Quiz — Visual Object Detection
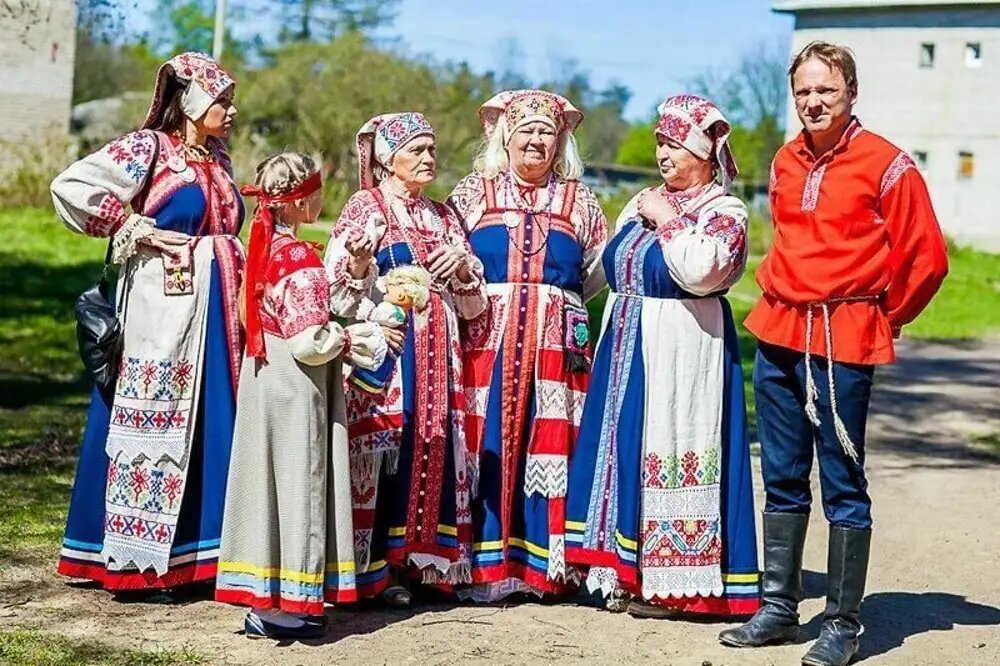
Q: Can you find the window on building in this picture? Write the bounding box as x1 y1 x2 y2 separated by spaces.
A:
913 151 928 170
966 42 983 67
920 42 936 68
958 151 975 179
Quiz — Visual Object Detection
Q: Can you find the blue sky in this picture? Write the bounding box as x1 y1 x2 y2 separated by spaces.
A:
119 0 792 120
380 1 792 119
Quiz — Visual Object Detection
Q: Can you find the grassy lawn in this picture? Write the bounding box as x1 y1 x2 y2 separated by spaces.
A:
1 205 998 566
0 630 204 666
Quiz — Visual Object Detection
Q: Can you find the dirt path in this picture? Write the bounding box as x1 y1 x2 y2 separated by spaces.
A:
3 340 999 665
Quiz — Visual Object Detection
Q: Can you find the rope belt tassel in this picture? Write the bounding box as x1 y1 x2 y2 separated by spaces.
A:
803 302 861 464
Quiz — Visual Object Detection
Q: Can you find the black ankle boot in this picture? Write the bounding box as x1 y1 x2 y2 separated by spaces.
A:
719 512 808 648
801 525 872 666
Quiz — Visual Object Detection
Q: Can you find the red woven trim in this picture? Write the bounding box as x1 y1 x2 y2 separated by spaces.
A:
649 594 761 617
214 589 325 616
470 562 573 595
355 574 390 601
324 587 359 605
213 236 245 394
564 548 640 587
559 179 578 219
483 176 498 211
385 541 462 567
57 558 217 591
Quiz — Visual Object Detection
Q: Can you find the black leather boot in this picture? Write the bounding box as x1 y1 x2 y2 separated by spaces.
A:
801 525 872 666
719 512 808 648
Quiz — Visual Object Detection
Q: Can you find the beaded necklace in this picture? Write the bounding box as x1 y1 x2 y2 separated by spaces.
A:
382 188 449 288
501 170 558 257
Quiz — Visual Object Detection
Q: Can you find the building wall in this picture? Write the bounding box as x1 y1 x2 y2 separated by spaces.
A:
785 7 1000 249
0 0 77 144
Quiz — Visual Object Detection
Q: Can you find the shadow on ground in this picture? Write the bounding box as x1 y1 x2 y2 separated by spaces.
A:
795 583 1000 663
869 339 1000 468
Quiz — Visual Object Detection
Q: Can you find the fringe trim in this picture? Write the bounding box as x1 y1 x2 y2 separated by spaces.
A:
111 214 155 264
350 449 401 481
585 565 620 599
804 303 861 464
102 535 170 577
410 555 472 585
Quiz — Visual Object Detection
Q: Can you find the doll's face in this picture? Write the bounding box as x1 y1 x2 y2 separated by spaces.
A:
385 284 414 309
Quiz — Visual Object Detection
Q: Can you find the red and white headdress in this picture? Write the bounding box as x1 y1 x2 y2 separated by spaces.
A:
655 94 739 189
478 89 584 143
141 52 235 130
355 112 435 189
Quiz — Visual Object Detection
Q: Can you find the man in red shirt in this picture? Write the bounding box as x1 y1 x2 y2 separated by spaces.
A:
719 42 948 666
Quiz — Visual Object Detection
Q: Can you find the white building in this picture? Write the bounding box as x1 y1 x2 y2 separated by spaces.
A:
0 0 76 145
774 0 1000 249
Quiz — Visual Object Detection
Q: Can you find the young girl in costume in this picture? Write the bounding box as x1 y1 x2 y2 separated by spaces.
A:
215 152 387 639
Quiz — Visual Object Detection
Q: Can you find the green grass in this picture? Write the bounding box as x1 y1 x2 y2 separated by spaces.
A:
904 244 1000 340
0 630 204 666
0 208 97 455
0 469 73 565
0 205 997 563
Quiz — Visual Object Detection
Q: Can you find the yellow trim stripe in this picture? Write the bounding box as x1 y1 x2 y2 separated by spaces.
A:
565 520 587 531
388 525 458 537
358 559 388 575
473 538 549 557
326 560 357 574
350 376 383 393
722 573 760 583
616 532 637 550
509 538 548 557
218 561 325 584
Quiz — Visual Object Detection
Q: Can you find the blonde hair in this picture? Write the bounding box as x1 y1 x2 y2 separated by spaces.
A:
253 152 319 214
472 127 584 181
383 265 431 310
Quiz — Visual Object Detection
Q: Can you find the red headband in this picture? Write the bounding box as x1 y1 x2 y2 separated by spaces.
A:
240 171 323 203
241 171 323 362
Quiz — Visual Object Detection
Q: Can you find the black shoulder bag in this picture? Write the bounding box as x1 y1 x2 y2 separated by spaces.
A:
75 243 128 398
74 132 159 398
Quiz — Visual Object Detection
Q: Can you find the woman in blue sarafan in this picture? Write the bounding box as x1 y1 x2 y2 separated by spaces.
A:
50 52 245 594
565 95 761 619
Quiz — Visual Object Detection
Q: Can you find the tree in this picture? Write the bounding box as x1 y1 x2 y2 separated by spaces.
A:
73 2 162 106
273 0 398 42
688 38 789 184
492 37 529 91
73 34 160 104
234 32 490 208
615 121 657 169
575 82 632 163
535 58 632 164
689 38 788 130
154 0 250 61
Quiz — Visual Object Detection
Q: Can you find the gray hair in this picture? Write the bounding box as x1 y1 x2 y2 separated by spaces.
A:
472 127 584 181
372 159 391 185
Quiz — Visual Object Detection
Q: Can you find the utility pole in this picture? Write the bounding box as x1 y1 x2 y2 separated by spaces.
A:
212 0 227 61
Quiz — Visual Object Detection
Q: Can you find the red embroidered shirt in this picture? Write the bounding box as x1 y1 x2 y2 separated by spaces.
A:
745 119 948 365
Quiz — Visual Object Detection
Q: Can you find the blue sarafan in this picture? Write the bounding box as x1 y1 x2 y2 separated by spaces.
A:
565 179 761 617
52 131 245 589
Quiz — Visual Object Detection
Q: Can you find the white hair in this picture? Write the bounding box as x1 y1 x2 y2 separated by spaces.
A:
472 128 584 181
